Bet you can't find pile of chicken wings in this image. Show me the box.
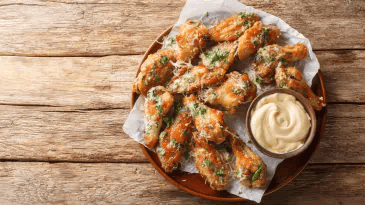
[132,12,325,191]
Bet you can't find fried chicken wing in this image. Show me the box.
[208,12,260,42]
[275,66,325,110]
[254,43,308,83]
[200,41,238,71]
[199,71,257,114]
[144,86,174,148]
[191,132,229,190]
[228,134,266,188]
[175,20,208,62]
[167,65,226,94]
[133,49,176,96]
[183,95,227,144]
[157,111,193,172]
[237,21,281,60]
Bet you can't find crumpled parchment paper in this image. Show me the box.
[123,0,320,202]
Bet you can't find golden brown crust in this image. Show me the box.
[175,20,208,62]
[133,49,176,96]
[208,12,260,42]
[191,132,229,190]
[199,71,257,114]
[158,111,193,173]
[275,66,325,110]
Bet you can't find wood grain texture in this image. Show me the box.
[0,162,362,204]
[0,50,363,109]
[0,104,363,163]
[0,0,363,56]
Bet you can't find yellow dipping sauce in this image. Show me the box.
[250,93,311,154]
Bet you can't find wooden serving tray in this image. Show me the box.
[131,26,327,202]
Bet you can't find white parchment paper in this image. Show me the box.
[123,0,320,203]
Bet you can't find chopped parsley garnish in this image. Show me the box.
[184,77,194,83]
[160,131,168,138]
[148,70,154,75]
[266,57,272,64]
[156,105,163,115]
[183,129,188,137]
[240,12,252,18]
[205,12,209,17]
[144,81,149,85]
[155,75,160,82]
[158,148,165,156]
[247,140,252,144]
[256,78,263,84]
[280,58,287,64]
[160,56,168,65]
[250,163,263,182]
[223,110,229,115]
[204,158,212,167]
[279,82,285,88]
[171,138,180,148]
[253,41,259,47]
[243,21,250,28]
[174,100,182,116]
[200,107,207,115]
[162,116,174,128]
[236,32,242,37]
[257,56,263,62]
[216,169,225,176]
[204,49,229,66]
[231,88,242,94]
[167,38,176,47]
[191,20,197,25]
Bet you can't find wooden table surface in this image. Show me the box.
[0,0,364,204]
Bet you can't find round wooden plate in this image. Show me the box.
[131,26,327,202]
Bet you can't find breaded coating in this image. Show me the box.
[237,21,281,60]
[157,111,193,172]
[175,20,208,62]
[199,71,257,114]
[275,66,325,110]
[208,12,260,42]
[191,132,229,190]
[183,95,227,144]
[144,86,174,148]
[167,65,226,94]
[254,43,308,83]
[133,49,176,96]
[227,134,266,188]
[200,41,238,71]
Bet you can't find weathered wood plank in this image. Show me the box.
[0,162,362,204]
[0,0,363,56]
[0,104,363,163]
[0,50,363,109]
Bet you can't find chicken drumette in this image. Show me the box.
[175,20,208,62]
[200,41,238,71]
[144,86,174,148]
[208,12,260,42]
[254,43,308,83]
[275,66,326,110]
[191,132,229,190]
[228,134,267,188]
[237,21,281,60]
[133,49,176,96]
[157,111,193,172]
[199,71,257,114]
[183,95,227,144]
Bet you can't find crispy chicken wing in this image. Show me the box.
[183,95,227,144]
[254,43,308,83]
[237,21,281,60]
[275,66,325,110]
[228,134,266,188]
[167,65,226,94]
[133,49,176,96]
[208,12,260,42]
[144,86,174,148]
[200,41,238,71]
[191,132,229,190]
[199,71,257,114]
[175,20,208,62]
[157,111,193,172]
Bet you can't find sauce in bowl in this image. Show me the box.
[250,93,311,154]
